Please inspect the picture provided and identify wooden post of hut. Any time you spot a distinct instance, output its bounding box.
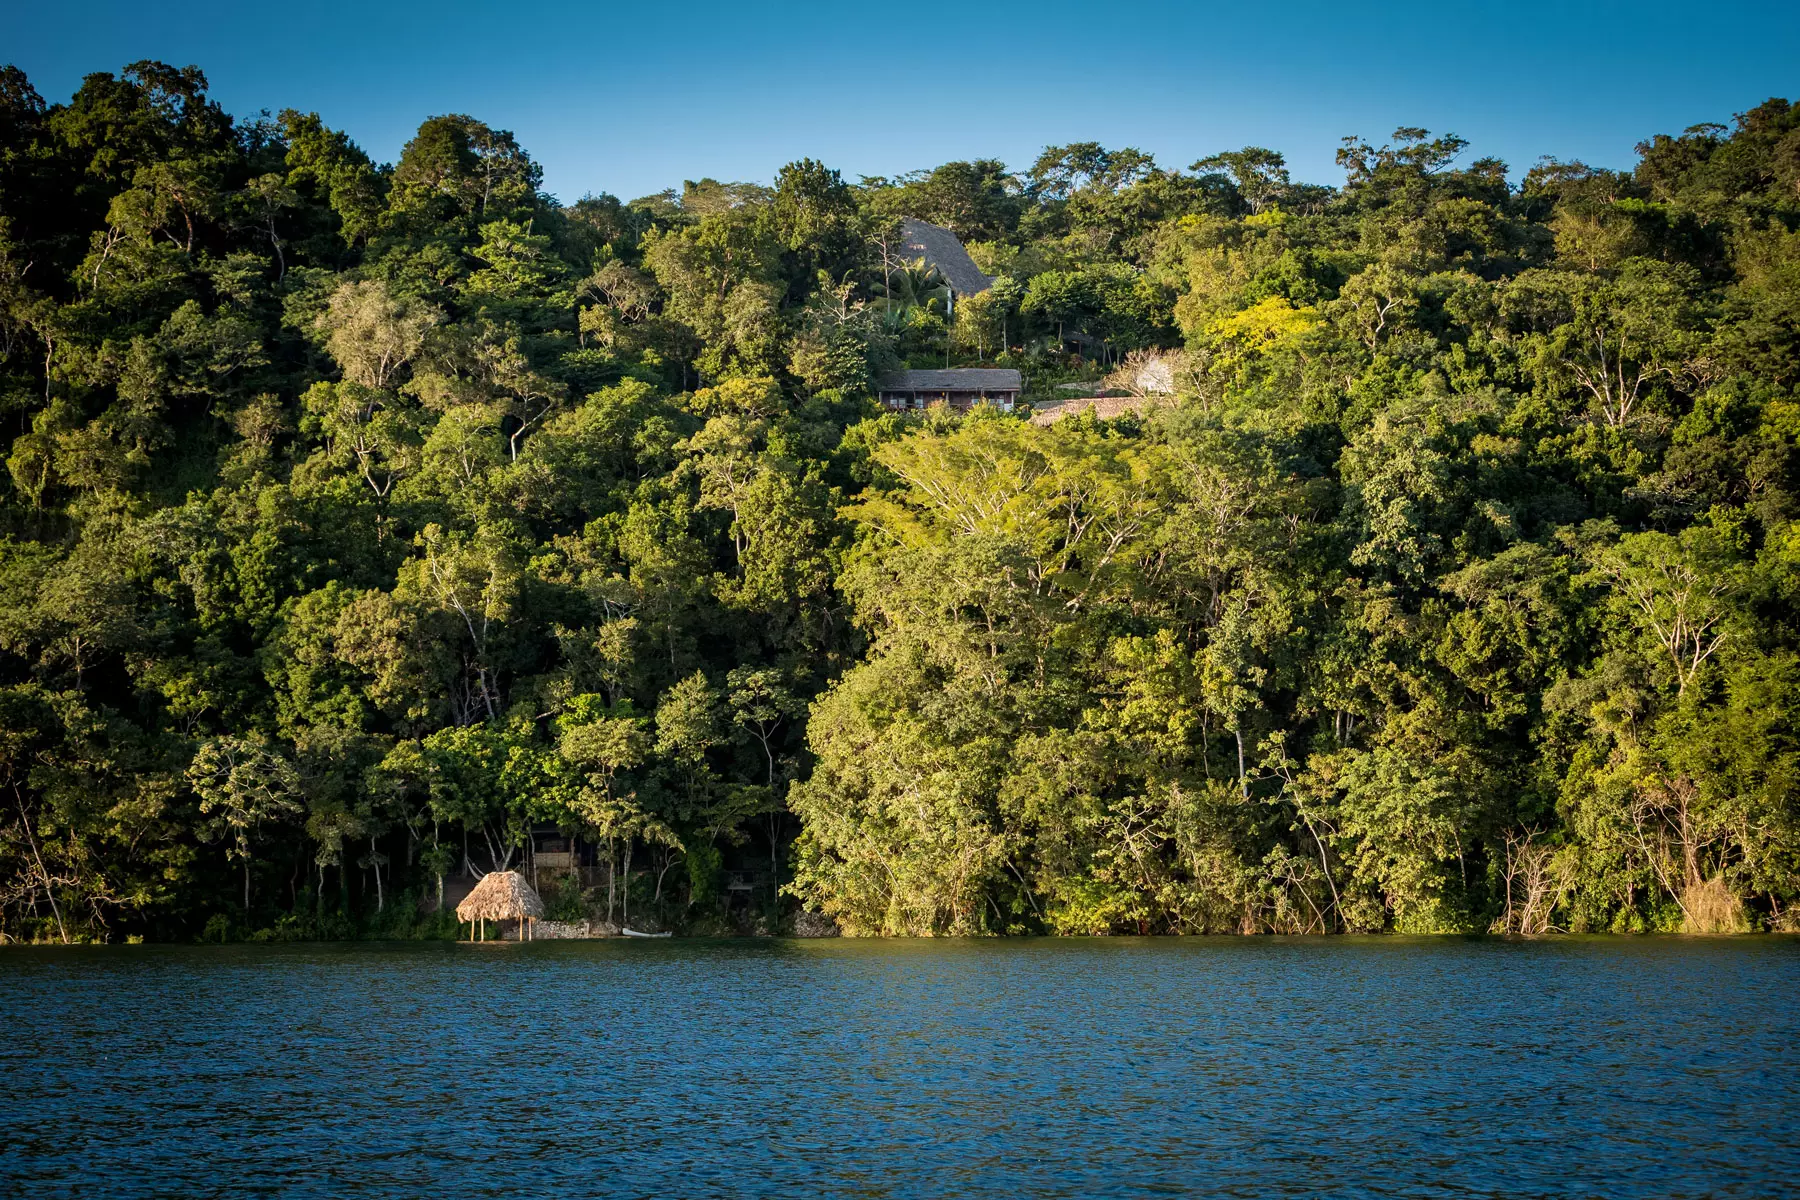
[456,871,546,943]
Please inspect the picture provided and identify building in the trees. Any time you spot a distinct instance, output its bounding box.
[878,368,1022,412]
[455,870,545,941]
[894,217,995,311]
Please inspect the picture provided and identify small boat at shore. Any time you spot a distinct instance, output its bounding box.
[621,927,672,938]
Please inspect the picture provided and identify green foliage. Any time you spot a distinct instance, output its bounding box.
[1,61,1796,941]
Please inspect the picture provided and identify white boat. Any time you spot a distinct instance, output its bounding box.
[620,927,672,938]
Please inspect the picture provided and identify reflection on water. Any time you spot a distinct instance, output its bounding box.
[2,937,1796,1198]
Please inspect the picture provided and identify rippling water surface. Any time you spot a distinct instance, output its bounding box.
[3,937,1796,1198]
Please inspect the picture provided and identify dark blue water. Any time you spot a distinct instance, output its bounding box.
[2,937,1796,1198]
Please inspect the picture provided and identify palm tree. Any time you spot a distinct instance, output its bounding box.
[873,259,950,320]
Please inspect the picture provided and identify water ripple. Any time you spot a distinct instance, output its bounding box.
[2,936,1796,1198]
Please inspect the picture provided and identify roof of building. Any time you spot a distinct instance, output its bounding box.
[896,218,995,296]
[455,870,546,921]
[878,368,1023,392]
[1029,394,1169,426]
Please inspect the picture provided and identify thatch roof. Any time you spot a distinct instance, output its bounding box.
[1030,394,1167,426]
[455,871,546,921]
[877,368,1022,392]
[896,218,995,296]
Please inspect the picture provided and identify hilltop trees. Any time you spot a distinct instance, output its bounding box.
[0,59,1796,940]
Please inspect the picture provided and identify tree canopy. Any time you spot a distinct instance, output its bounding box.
[2,62,1798,941]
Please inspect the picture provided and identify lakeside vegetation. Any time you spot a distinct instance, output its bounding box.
[1,62,1797,941]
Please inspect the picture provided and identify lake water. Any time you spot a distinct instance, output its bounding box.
[3,937,1796,1198]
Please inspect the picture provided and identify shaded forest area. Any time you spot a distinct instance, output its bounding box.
[1,62,1798,941]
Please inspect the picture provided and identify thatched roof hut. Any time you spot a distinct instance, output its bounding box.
[895,218,996,297]
[456,871,545,937]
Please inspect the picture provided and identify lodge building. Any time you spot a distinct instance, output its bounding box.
[877,368,1022,412]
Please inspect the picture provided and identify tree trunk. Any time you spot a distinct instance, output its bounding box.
[622,840,633,925]
[764,737,780,895]
[606,837,617,924]
[15,788,69,944]
[769,814,779,896]
[655,849,678,914]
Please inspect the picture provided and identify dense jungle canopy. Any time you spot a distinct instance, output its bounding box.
[2,61,1798,941]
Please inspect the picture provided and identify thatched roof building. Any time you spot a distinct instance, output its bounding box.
[1030,393,1165,425]
[456,871,545,922]
[895,218,995,297]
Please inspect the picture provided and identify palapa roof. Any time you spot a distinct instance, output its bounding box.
[1029,394,1166,426]
[896,217,995,296]
[878,368,1022,393]
[455,870,546,921]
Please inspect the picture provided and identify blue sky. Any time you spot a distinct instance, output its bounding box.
[4,0,1796,202]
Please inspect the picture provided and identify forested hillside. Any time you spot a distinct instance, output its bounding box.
[2,62,1797,941]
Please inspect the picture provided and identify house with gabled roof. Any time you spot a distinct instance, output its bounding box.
[876,220,1017,412]
[893,217,996,312]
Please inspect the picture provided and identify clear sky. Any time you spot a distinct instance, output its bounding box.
[4,0,1796,202]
